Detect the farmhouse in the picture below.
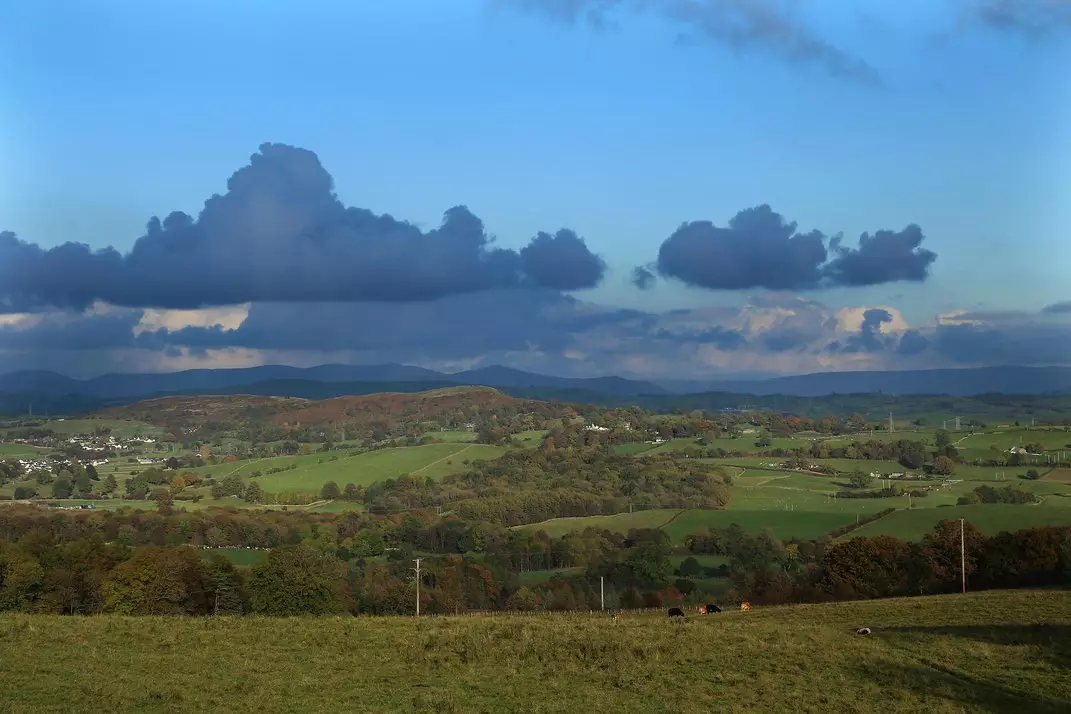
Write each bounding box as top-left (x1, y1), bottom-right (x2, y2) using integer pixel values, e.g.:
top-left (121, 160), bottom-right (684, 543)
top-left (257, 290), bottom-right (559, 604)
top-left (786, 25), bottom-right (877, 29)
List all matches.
top-left (585, 424), bottom-right (610, 432)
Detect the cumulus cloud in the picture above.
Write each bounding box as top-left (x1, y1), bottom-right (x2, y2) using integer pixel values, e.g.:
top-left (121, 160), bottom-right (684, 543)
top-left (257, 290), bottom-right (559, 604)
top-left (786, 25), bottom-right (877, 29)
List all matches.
top-left (519, 230), bottom-right (607, 290)
top-left (836, 308), bottom-right (894, 353)
top-left (502, 0), bottom-right (881, 85)
top-left (896, 329), bottom-right (930, 356)
top-left (654, 205), bottom-right (937, 291)
top-left (824, 226), bottom-right (937, 287)
top-left (0, 143), bottom-right (606, 313)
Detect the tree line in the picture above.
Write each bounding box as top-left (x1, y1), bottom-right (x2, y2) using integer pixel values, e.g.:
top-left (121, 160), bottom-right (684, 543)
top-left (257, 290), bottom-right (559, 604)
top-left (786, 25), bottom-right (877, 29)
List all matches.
top-left (0, 502), bottom-right (1068, 616)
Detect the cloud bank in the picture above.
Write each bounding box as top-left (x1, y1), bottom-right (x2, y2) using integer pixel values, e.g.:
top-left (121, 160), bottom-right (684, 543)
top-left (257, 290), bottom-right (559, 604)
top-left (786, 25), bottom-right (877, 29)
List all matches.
top-left (3, 291), bottom-right (1067, 379)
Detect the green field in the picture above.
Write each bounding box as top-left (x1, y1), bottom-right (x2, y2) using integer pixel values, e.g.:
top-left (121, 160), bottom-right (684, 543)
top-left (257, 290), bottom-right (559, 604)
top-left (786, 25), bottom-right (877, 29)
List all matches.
top-left (849, 505), bottom-right (1071, 540)
top-left (0, 589), bottom-right (1067, 712)
top-left (1, 418), bottom-right (163, 438)
top-left (0, 443), bottom-right (50, 458)
top-left (517, 509), bottom-right (680, 538)
top-left (192, 443), bottom-right (509, 494)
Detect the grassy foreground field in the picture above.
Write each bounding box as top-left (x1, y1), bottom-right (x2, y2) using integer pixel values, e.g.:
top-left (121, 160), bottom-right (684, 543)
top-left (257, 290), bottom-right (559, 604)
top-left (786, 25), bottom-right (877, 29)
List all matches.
top-left (0, 590), bottom-right (1067, 713)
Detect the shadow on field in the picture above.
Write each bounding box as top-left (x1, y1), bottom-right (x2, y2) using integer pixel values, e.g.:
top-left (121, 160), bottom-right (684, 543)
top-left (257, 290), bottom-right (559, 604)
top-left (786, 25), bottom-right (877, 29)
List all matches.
top-left (884, 624), bottom-right (1071, 670)
top-left (866, 661), bottom-right (1068, 714)
top-left (869, 624), bottom-right (1071, 714)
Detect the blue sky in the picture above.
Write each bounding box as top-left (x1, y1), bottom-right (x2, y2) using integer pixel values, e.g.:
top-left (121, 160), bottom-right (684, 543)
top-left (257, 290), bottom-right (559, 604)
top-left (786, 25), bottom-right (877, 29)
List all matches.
top-left (0, 1), bottom-right (1069, 378)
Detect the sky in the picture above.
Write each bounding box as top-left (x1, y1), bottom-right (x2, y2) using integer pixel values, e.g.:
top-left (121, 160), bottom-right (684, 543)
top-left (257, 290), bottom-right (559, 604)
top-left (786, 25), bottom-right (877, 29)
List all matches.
top-left (0, 0), bottom-right (1069, 379)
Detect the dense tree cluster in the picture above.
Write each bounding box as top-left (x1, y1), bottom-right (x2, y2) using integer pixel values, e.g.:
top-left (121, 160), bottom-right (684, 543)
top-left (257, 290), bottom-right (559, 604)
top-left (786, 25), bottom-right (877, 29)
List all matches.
top-left (362, 449), bottom-right (732, 525)
top-left (1, 505), bottom-right (1067, 616)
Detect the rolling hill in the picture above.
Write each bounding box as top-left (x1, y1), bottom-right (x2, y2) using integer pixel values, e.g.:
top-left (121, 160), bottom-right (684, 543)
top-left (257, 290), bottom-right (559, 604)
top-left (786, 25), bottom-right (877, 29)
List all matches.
top-left (2, 589), bottom-right (1067, 712)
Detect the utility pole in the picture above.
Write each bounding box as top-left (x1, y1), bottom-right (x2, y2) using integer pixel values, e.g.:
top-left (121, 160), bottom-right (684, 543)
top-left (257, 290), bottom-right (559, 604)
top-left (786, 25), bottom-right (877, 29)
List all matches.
top-left (413, 558), bottom-right (422, 616)
top-left (889, 412), bottom-right (894, 433)
top-left (960, 519), bottom-right (966, 595)
top-left (600, 576), bottom-right (605, 611)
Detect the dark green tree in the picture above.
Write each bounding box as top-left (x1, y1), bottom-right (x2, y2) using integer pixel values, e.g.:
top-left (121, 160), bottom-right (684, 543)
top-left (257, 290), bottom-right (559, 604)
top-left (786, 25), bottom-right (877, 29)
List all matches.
top-left (247, 546), bottom-right (350, 615)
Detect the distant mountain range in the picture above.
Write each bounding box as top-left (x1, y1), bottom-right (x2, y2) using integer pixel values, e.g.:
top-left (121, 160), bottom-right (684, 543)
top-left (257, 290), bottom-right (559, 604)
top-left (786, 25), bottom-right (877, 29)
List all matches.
top-left (0, 363), bottom-right (1069, 415)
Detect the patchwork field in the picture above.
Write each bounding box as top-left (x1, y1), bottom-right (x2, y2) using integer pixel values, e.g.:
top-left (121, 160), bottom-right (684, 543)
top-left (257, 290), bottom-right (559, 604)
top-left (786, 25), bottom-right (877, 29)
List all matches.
top-left (190, 443), bottom-right (509, 492)
top-left (519, 454), bottom-right (1071, 543)
top-left (0, 589), bottom-right (1067, 712)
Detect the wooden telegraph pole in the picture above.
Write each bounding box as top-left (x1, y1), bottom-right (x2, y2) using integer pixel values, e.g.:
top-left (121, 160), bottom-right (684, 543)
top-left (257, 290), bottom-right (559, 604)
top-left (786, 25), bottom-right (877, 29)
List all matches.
top-left (960, 519), bottom-right (966, 595)
top-left (413, 558), bottom-right (422, 616)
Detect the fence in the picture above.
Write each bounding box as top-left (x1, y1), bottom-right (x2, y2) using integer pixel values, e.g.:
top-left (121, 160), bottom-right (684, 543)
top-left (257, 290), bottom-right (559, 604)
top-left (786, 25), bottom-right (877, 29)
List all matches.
top-left (413, 607), bottom-right (672, 618)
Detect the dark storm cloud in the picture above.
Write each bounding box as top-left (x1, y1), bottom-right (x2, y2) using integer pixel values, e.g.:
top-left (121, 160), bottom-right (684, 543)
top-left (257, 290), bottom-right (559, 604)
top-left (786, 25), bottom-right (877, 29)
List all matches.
top-left (519, 230), bottom-right (607, 290)
top-left (965, 0), bottom-right (1071, 39)
top-left (0, 312), bottom-right (143, 351)
top-left (653, 325), bottom-right (747, 350)
top-left (838, 308), bottom-right (894, 353)
top-left (0, 143), bottom-right (606, 313)
top-left (760, 327), bottom-right (815, 353)
top-left (896, 329), bottom-right (930, 356)
top-left (631, 266), bottom-right (656, 290)
top-left (930, 321), bottom-right (1071, 365)
top-left (501, 0), bottom-right (881, 85)
top-left (656, 206), bottom-right (828, 291)
top-left (823, 226), bottom-right (937, 287)
top-left (1041, 301), bottom-right (1071, 315)
top-left (141, 290), bottom-right (644, 359)
top-left (654, 205), bottom-right (937, 291)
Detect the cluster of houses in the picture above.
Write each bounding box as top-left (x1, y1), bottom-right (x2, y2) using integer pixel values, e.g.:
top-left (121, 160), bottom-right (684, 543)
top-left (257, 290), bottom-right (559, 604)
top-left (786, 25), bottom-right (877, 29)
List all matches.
top-left (585, 422), bottom-right (632, 433)
top-left (5, 431), bottom-right (166, 474)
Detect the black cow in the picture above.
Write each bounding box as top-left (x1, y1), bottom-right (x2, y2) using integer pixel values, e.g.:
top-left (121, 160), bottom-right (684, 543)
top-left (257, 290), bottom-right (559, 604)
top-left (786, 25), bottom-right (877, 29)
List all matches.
top-left (668, 607), bottom-right (685, 618)
top-left (705, 603), bottom-right (722, 613)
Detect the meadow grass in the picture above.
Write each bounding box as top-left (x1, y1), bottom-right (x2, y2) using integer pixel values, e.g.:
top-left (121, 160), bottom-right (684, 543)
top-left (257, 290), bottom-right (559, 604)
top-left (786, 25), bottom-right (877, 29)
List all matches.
top-left (0, 589), bottom-right (1067, 713)
top-left (662, 509), bottom-right (861, 542)
top-left (516, 509), bottom-right (680, 537)
top-left (0, 418), bottom-right (162, 438)
top-left (192, 443), bottom-right (509, 492)
top-left (1046, 468), bottom-right (1071, 484)
top-left (513, 430), bottom-right (549, 447)
top-left (427, 430), bottom-right (478, 443)
top-left (848, 505), bottom-right (1071, 540)
top-left (0, 443), bottom-right (51, 458)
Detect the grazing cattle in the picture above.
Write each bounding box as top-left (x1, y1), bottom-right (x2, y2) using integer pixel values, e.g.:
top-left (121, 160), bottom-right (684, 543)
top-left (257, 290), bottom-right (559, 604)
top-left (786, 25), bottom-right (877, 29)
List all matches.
top-left (668, 607), bottom-right (685, 618)
top-left (855, 627), bottom-right (872, 636)
top-left (739, 601), bottom-right (752, 611)
top-left (706, 603), bottom-right (722, 613)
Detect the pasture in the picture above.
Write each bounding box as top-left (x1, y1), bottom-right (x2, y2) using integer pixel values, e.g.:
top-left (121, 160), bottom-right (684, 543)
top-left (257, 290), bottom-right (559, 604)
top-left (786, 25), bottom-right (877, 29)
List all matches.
top-left (848, 505), bottom-right (1071, 540)
top-left (192, 443), bottom-right (509, 493)
top-left (0, 589), bottom-right (1067, 712)
top-left (0, 443), bottom-right (50, 458)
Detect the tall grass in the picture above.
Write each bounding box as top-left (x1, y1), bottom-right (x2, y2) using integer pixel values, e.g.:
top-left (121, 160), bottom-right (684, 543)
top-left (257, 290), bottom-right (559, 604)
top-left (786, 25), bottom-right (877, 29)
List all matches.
top-left (0, 589), bottom-right (1067, 712)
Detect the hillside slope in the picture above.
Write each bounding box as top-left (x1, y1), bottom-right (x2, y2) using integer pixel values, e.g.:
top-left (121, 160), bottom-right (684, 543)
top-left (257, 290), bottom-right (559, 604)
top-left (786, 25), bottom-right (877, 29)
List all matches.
top-left (92, 386), bottom-right (523, 434)
top-left (1, 589), bottom-right (1067, 712)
